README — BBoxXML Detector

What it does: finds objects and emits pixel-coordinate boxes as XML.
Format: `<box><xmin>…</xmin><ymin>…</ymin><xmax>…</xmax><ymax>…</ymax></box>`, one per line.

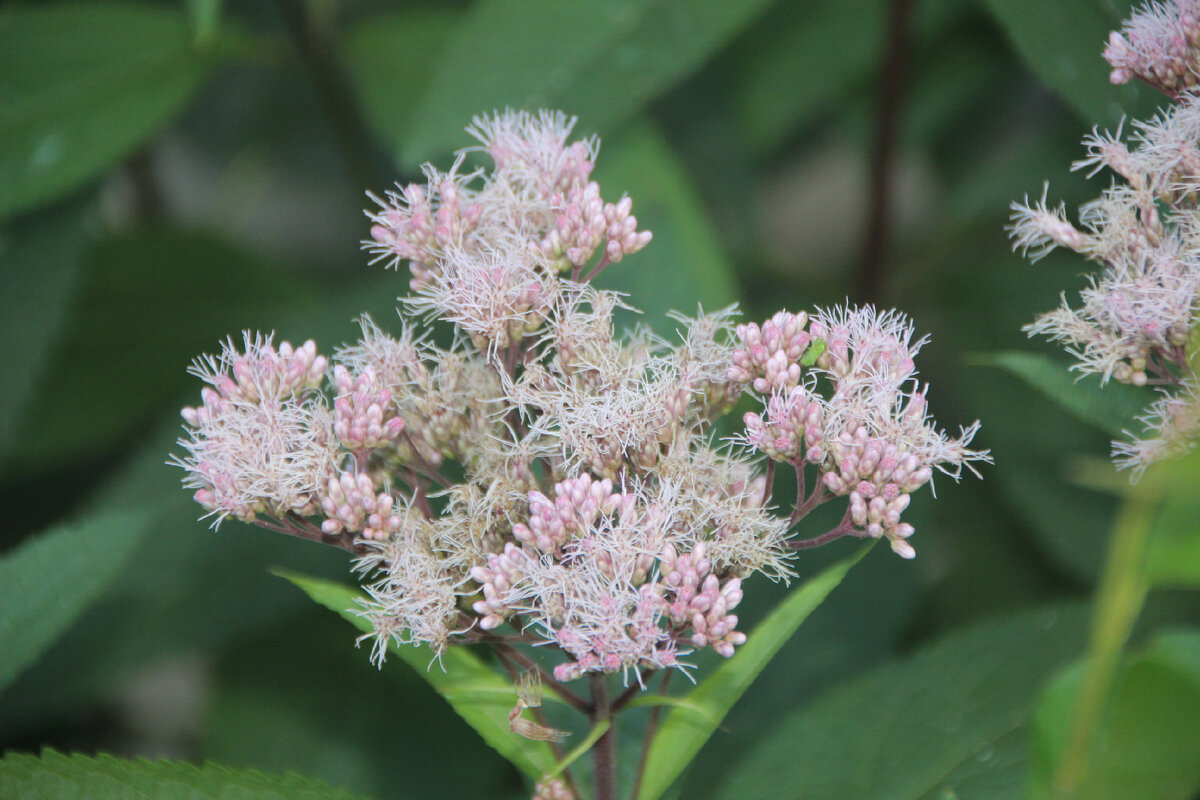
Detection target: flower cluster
<box><xmin>731</xmin><ymin>305</ymin><xmax>988</xmax><ymax>558</ymax></box>
<box><xmin>1010</xmin><ymin>8</ymin><xmax>1200</xmax><ymax>476</ymax></box>
<box><xmin>175</xmin><ymin>110</ymin><xmax>986</xmax><ymax>692</ymax></box>
<box><xmin>1103</xmin><ymin>0</ymin><xmax>1200</xmax><ymax>95</ymax></box>
<box><xmin>174</xmin><ymin>335</ymin><xmax>337</xmax><ymax>525</ymax></box>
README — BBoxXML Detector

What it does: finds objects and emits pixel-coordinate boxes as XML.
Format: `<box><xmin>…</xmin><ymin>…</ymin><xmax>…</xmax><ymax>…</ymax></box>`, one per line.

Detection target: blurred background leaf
<box><xmin>1031</xmin><ymin>631</ymin><xmax>1200</xmax><ymax>800</ymax></box>
<box><xmin>978</xmin><ymin>352</ymin><xmax>1152</xmax><ymax>439</ymax></box>
<box><xmin>0</xmin><ymin>194</ymin><xmax>92</xmax><ymax>455</ymax></box>
<box><xmin>977</xmin><ymin>0</ymin><xmax>1159</xmax><ymax>127</ymax></box>
<box><xmin>709</xmin><ymin>604</ymin><xmax>1089</xmax><ymax>800</ymax></box>
<box><xmin>0</xmin><ymin>2</ymin><xmax>227</xmax><ymax>219</ymax></box>
<box><xmin>0</xmin><ymin>508</ymin><xmax>151</xmax><ymax>694</ymax></box>
<box><xmin>402</xmin><ymin>0</ymin><xmax>777</xmax><ymax>166</ymax></box>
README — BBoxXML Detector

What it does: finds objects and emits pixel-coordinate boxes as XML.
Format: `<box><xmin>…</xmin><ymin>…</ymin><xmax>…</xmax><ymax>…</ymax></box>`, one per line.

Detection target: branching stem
<box><xmin>253</xmin><ymin>513</ymin><xmax>364</xmax><ymax>555</ymax></box>
<box><xmin>787</xmin><ymin>509</ymin><xmax>862</xmax><ymax>550</ymax></box>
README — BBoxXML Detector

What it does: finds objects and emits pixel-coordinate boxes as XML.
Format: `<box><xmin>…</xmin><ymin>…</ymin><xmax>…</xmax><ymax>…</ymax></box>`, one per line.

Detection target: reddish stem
<box><xmin>761</xmin><ymin>460</ymin><xmax>776</xmax><ymax>507</ymax></box>
<box><xmin>488</xmin><ymin>641</ymin><xmax>590</xmax><ymax>714</ymax></box>
<box><xmin>253</xmin><ymin>514</ymin><xmax>364</xmax><ymax>555</ymax></box>
<box><xmin>589</xmin><ymin>673</ymin><xmax>617</xmax><ymax>800</ymax></box>
<box><xmin>790</xmin><ymin>479</ymin><xmax>830</xmax><ymax>525</ymax></box>
<box><xmin>787</xmin><ymin>510</ymin><xmax>864</xmax><ymax>550</ymax></box>
<box><xmin>581</xmin><ymin>253</ymin><xmax>613</xmax><ymax>283</ymax></box>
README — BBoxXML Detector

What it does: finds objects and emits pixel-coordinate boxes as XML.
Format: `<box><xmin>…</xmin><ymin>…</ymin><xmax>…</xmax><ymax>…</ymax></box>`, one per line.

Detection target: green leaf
<box><xmin>709</xmin><ymin>604</ymin><xmax>1089</xmax><ymax>800</ymax></box>
<box><xmin>730</xmin><ymin>0</ymin><xmax>966</xmax><ymax>154</ymax></box>
<box><xmin>403</xmin><ymin>0</ymin><xmax>776</xmax><ymax>166</ymax></box>
<box><xmin>1032</xmin><ymin>631</ymin><xmax>1200</xmax><ymax>800</ymax></box>
<box><xmin>592</xmin><ymin>117</ymin><xmax>740</xmax><ymax>332</ymax></box>
<box><xmin>205</xmin><ymin>606</ymin><xmax>517</xmax><ymax>799</ymax></box>
<box><xmin>0</xmin><ymin>508</ymin><xmax>152</xmax><ymax>694</ymax></box>
<box><xmin>1146</xmin><ymin>495</ymin><xmax>1200</xmax><ymax>587</ymax></box>
<box><xmin>976</xmin><ymin>351</ymin><xmax>1151</xmax><ymax>438</ymax></box>
<box><xmin>0</xmin><ymin>275</ymin><xmax>402</xmax><ymax>733</ymax></box>
<box><xmin>1061</xmin><ymin>449</ymin><xmax>1200</xmax><ymax>588</ymax></box>
<box><xmin>978</xmin><ymin>0</ymin><xmax>1158</xmax><ymax>128</ymax></box>
<box><xmin>3</xmin><ymin>227</ymin><xmax>324</xmax><ymax>472</ymax></box>
<box><xmin>0</xmin><ymin>750</ymin><xmax>366</xmax><ymax>800</ymax></box>
<box><xmin>0</xmin><ymin>3</ymin><xmax>219</xmax><ymax>219</ymax></box>
<box><xmin>340</xmin><ymin>8</ymin><xmax>462</xmax><ymax>160</ymax></box>
<box><xmin>635</xmin><ymin>543</ymin><xmax>872</xmax><ymax>800</ymax></box>
<box><xmin>276</xmin><ymin>569</ymin><xmax>559</xmax><ymax>781</ymax></box>
<box><xmin>0</xmin><ymin>195</ymin><xmax>90</xmax><ymax>456</ymax></box>
<box><xmin>733</xmin><ymin>0</ymin><xmax>886</xmax><ymax>152</ymax></box>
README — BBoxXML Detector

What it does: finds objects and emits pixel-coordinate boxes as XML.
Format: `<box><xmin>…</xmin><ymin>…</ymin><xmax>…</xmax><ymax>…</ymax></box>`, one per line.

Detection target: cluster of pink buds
<box><xmin>332</xmin><ymin>366</ymin><xmax>405</xmax><ymax>451</ymax></box>
<box><xmin>551</xmin><ymin>581</ymin><xmax>677</xmax><ymax>683</ymax></box>
<box><xmin>189</xmin><ymin>465</ymin><xmax>259</xmax><ymax>524</ymax></box>
<box><xmin>732</xmin><ymin>304</ymin><xmax>987</xmax><ymax>559</ymax></box>
<box><xmin>535</xmin><ymin>186</ymin><xmax>653</xmax><ymax>276</ymax></box>
<box><xmin>1103</xmin><ymin>0</ymin><xmax>1200</xmax><ymax>94</ymax></box>
<box><xmin>532</xmin><ymin>777</ymin><xmax>575</xmax><ymax>800</ymax></box>
<box><xmin>728</xmin><ymin>311</ymin><xmax>813</xmax><ymax>393</ymax></box>
<box><xmin>513</xmin><ymin>475</ymin><xmax>633</xmax><ymax>557</ymax></box>
<box><xmin>320</xmin><ymin>471</ymin><xmax>402</xmax><ymax>542</ymax></box>
<box><xmin>658</xmin><ymin>543</ymin><xmax>746</xmax><ymax>658</ymax></box>
<box><xmin>821</xmin><ymin>422</ymin><xmax>932</xmax><ymax>559</ymax></box>
<box><xmin>176</xmin><ymin>335</ymin><xmax>339</xmax><ymax>527</ymax></box>
<box><xmin>366</xmin><ymin>161</ymin><xmax>484</xmax><ymax>288</ymax></box>
<box><xmin>741</xmin><ymin>385</ymin><xmax>825</xmax><ymax>464</ymax></box>
<box><xmin>808</xmin><ymin>306</ymin><xmax>917</xmax><ymax>381</ymax></box>
<box><xmin>600</xmin><ymin>195</ymin><xmax>653</xmax><ymax>266</ymax></box>
<box><xmin>537</xmin><ymin>182</ymin><xmax>608</xmax><ymax>271</ymax></box>
<box><xmin>188</xmin><ymin>335</ymin><xmax>327</xmax><ymax>407</ymax></box>
<box><xmin>470</xmin><ymin>543</ymin><xmax>530</xmax><ymax>631</ymax></box>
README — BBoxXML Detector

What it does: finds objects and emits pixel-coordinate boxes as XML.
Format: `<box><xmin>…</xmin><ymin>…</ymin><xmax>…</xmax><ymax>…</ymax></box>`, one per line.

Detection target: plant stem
<box><xmin>581</xmin><ymin>254</ymin><xmax>613</xmax><ymax>284</ymax></box>
<box><xmin>789</xmin><ymin>480</ymin><xmax>830</xmax><ymax>525</ymax></box>
<box><xmin>761</xmin><ymin>460</ymin><xmax>776</xmax><ymax>507</ymax></box>
<box><xmin>254</xmin><ymin>514</ymin><xmax>363</xmax><ymax>555</ymax></box>
<box><xmin>1053</xmin><ymin>495</ymin><xmax>1154</xmax><ymax>797</ymax></box>
<box><xmin>276</xmin><ymin>0</ymin><xmax>380</xmax><ymax>193</ymax></box>
<box><xmin>590</xmin><ymin>673</ymin><xmax>617</xmax><ymax>800</ymax></box>
<box><xmin>787</xmin><ymin>510</ymin><xmax>860</xmax><ymax>550</ymax></box>
<box><xmin>858</xmin><ymin>0</ymin><xmax>917</xmax><ymax>301</ymax></box>
<box><xmin>490</xmin><ymin>642</ymin><xmax>590</xmax><ymax>715</ymax></box>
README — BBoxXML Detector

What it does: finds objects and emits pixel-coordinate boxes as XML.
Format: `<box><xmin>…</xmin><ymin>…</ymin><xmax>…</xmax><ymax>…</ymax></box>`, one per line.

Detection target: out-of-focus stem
<box><xmin>761</xmin><ymin>460</ymin><xmax>776</xmax><ymax>507</ymax></box>
<box><xmin>276</xmin><ymin>0</ymin><xmax>380</xmax><ymax>192</ymax></box>
<box><xmin>858</xmin><ymin>0</ymin><xmax>917</xmax><ymax>301</ymax></box>
<box><xmin>1053</xmin><ymin>495</ymin><xmax>1154</xmax><ymax>797</ymax></box>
